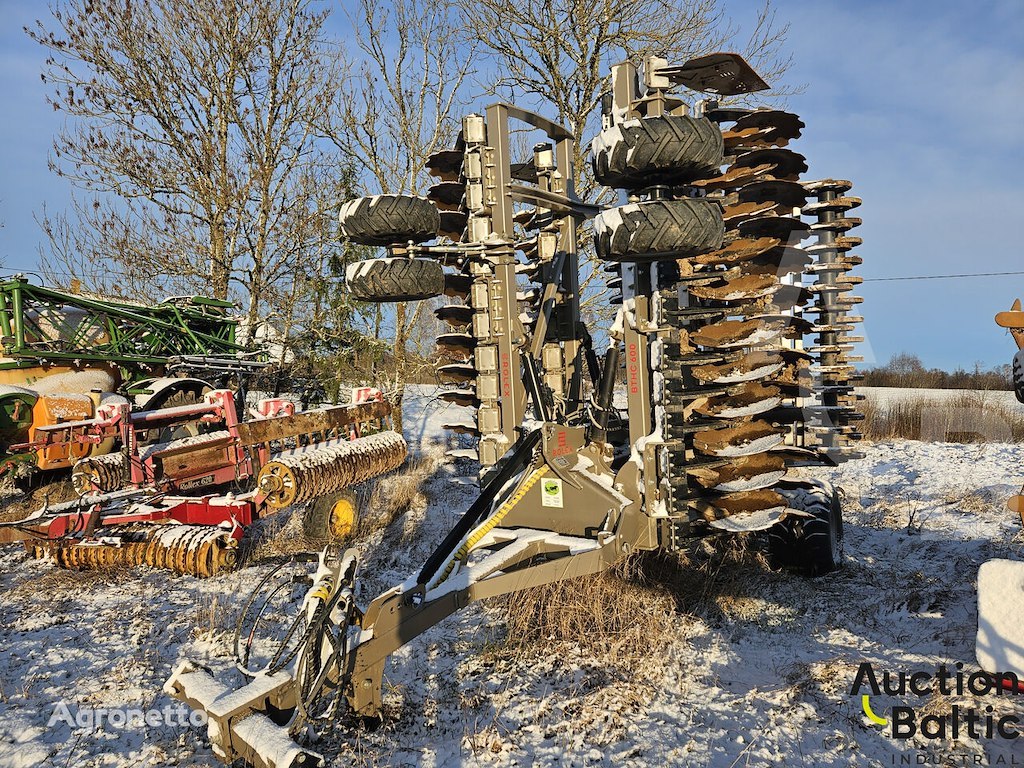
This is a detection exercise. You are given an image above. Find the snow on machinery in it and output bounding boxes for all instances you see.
[0,276,266,476]
[995,298,1024,519]
[0,389,408,576]
[974,300,1024,696]
[166,52,867,767]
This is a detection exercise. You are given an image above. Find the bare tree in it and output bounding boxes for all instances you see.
[28,0,351,342]
[330,0,475,427]
[459,0,794,192]
[456,0,795,318]
[335,0,475,195]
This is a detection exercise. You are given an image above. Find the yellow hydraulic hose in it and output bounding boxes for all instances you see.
[428,466,549,590]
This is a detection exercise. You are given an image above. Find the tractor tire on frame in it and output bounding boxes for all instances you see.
[594,198,724,261]
[339,195,440,247]
[591,115,724,189]
[346,257,445,302]
[768,480,844,577]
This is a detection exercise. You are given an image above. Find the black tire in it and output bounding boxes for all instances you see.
[1013,349,1024,404]
[591,116,724,189]
[768,480,844,576]
[345,257,445,302]
[594,199,724,261]
[303,490,359,541]
[136,380,213,444]
[338,195,439,246]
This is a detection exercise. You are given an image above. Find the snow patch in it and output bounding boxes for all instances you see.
[976,558,1024,677]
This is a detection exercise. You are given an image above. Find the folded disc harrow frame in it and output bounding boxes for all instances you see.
[167,53,866,767]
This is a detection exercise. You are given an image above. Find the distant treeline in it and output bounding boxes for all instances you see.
[861,353,1012,390]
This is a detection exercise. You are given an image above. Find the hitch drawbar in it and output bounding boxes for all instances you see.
[164,664,322,768]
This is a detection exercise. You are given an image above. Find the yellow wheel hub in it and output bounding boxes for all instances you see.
[329,497,357,539]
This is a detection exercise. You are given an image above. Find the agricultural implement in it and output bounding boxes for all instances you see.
[166,52,866,767]
[995,298,1024,518]
[0,390,407,576]
[0,276,269,475]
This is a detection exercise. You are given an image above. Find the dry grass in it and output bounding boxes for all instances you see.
[860,392,1024,442]
[490,538,770,666]
[7,562,135,599]
[0,478,78,523]
[357,446,445,538]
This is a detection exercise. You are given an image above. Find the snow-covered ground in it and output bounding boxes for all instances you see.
[860,387,1020,408]
[1,386,1023,768]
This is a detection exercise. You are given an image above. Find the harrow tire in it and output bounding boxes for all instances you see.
[592,115,724,189]
[346,257,445,302]
[339,195,440,247]
[303,490,359,541]
[1014,349,1024,404]
[768,481,843,577]
[594,199,724,261]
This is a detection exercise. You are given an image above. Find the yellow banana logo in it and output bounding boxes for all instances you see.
[862,695,887,726]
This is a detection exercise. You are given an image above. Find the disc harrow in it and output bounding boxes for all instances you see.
[5,393,407,576]
[594,98,864,536]
[170,52,866,767]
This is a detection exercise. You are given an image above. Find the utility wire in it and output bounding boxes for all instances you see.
[862,271,1024,283]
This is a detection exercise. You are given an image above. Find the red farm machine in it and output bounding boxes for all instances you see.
[0,277,409,575]
[0,387,407,576]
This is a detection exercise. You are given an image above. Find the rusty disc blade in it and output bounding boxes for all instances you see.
[694,420,784,457]
[689,274,778,303]
[689,453,787,492]
[691,318,785,349]
[692,350,784,384]
[734,109,804,139]
[439,389,479,408]
[436,332,476,357]
[697,382,782,418]
[437,363,477,383]
[736,215,810,241]
[438,210,468,239]
[427,149,464,180]
[803,178,852,194]
[435,304,473,328]
[692,163,776,191]
[731,148,808,180]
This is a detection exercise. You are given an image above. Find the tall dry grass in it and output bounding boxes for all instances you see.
[859,392,1024,442]
[490,540,768,666]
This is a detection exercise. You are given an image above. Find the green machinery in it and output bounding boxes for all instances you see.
[0,276,257,473]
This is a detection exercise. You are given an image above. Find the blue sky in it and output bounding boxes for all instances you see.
[0,0,1022,370]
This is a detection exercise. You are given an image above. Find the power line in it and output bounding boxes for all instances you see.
[863,271,1024,283]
